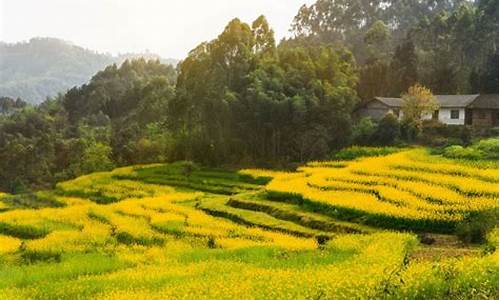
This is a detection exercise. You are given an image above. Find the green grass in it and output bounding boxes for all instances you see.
[265,190,457,233]
[0,222,50,239]
[0,253,130,289]
[116,163,263,195]
[198,196,325,238]
[179,246,356,269]
[226,193,376,234]
[0,192,65,210]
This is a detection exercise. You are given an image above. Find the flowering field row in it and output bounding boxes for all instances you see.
[0,152,497,299]
[241,149,498,232]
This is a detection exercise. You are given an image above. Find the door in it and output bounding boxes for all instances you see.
[465,109,473,125]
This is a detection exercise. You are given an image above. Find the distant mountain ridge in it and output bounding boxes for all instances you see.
[0,37,179,104]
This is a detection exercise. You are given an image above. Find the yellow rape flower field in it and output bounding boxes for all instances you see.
[0,149,498,299]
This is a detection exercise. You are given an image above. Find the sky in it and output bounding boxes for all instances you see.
[0,0,315,59]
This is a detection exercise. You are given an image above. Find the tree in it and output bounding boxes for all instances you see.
[351,117,377,145]
[401,84,439,122]
[79,142,114,174]
[390,39,418,96]
[358,20,392,100]
[174,17,358,164]
[374,113,400,145]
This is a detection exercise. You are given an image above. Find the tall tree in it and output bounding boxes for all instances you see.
[390,39,418,96]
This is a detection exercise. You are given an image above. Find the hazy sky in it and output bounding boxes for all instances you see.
[0,0,315,59]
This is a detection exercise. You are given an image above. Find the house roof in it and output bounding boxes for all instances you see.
[467,94,499,109]
[374,97,404,107]
[435,94,479,107]
[374,94,489,108]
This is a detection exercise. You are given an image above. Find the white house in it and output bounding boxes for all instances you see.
[356,94,498,127]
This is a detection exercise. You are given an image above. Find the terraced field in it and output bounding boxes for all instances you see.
[0,149,497,299]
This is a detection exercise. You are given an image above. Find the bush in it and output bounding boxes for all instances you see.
[456,209,498,243]
[484,227,498,253]
[443,145,483,160]
[333,146,399,160]
[421,122,472,146]
[373,113,400,145]
[400,119,421,142]
[442,138,498,161]
[351,117,377,145]
[178,161,200,177]
[474,138,499,160]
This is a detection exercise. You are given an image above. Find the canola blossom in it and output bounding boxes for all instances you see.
[241,149,498,231]
[0,149,497,299]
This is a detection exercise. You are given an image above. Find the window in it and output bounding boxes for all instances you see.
[450,110,460,119]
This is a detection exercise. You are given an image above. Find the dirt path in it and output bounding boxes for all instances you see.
[410,233,482,261]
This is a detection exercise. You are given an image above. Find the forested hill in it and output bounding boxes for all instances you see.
[0,37,178,104]
[0,0,497,193]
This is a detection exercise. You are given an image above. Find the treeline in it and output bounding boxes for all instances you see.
[288,0,498,101]
[0,0,498,192]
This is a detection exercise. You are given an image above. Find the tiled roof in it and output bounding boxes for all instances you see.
[374,97,404,107]
[468,94,499,109]
[435,94,478,107]
[374,94,488,108]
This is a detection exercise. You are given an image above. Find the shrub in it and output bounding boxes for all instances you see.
[333,146,399,160]
[373,113,400,145]
[484,227,498,253]
[474,138,499,160]
[400,119,421,142]
[442,138,498,161]
[351,117,376,145]
[178,161,200,178]
[443,145,483,160]
[456,209,498,243]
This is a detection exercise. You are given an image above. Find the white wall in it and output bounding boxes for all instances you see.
[397,108,465,125]
[438,108,465,125]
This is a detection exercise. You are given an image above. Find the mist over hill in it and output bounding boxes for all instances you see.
[0,37,179,104]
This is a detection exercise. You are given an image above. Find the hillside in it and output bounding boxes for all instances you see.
[0,38,178,104]
[0,148,497,299]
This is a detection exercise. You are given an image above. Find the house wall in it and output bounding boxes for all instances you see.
[471,109,498,127]
[356,101,394,120]
[438,108,465,125]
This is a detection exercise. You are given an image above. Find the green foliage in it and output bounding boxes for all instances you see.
[0,59,177,191]
[0,253,129,288]
[400,119,422,143]
[456,209,499,243]
[442,138,499,161]
[79,143,114,174]
[0,38,178,105]
[333,146,400,160]
[373,113,400,145]
[172,17,358,165]
[351,117,377,145]
[484,227,498,253]
[443,145,483,160]
[0,222,49,239]
[290,0,498,96]
[0,192,64,210]
[118,163,259,195]
[0,3,498,191]
[474,138,500,160]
